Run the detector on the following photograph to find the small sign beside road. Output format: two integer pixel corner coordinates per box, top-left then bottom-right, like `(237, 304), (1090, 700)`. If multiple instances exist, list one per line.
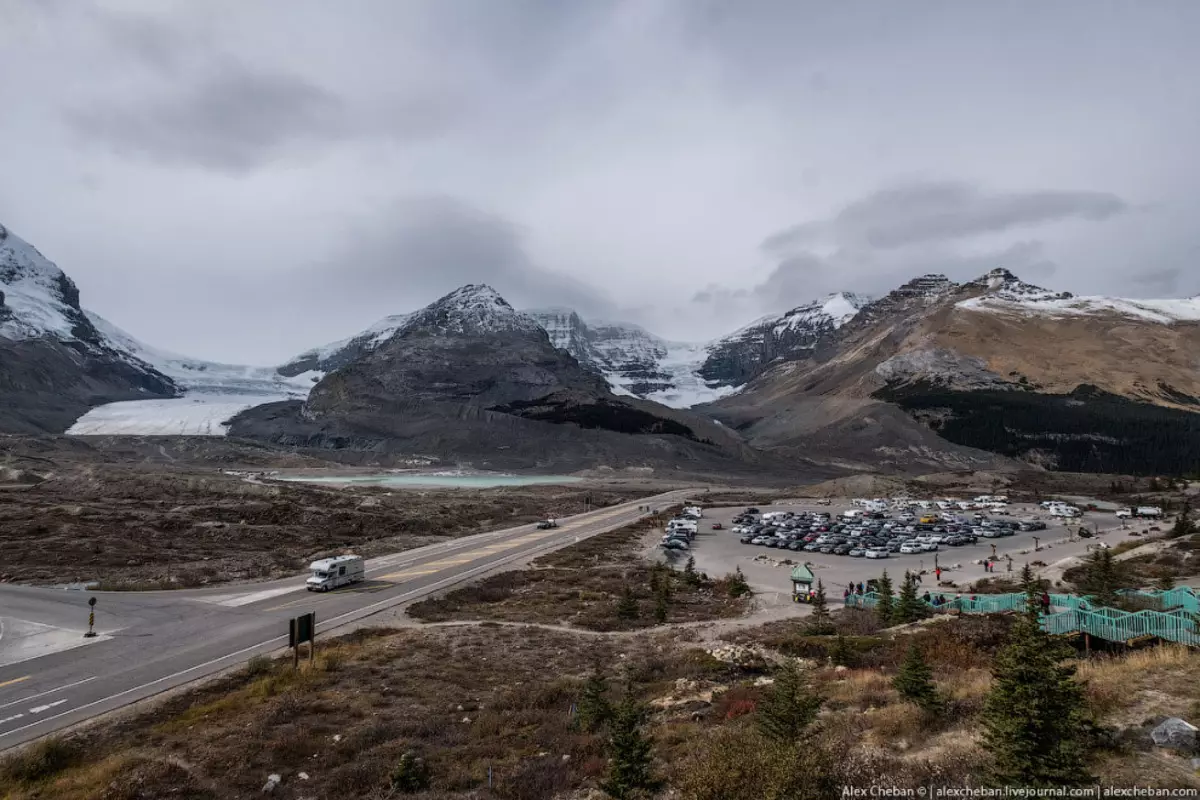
(289, 612), (316, 668)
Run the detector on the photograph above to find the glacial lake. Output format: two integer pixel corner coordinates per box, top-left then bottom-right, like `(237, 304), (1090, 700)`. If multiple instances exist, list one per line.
(278, 473), (584, 489)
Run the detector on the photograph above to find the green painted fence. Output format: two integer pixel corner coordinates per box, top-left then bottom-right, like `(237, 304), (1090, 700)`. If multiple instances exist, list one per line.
(843, 588), (1199, 647)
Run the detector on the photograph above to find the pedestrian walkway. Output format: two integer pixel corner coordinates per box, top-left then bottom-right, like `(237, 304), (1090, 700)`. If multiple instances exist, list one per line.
(843, 587), (1199, 647)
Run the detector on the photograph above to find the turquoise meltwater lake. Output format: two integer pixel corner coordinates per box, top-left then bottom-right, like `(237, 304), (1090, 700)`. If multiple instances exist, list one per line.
(279, 473), (583, 489)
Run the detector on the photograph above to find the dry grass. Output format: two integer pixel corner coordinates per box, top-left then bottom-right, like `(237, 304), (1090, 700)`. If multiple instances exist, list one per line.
(1076, 645), (1200, 722)
(409, 512), (751, 631)
(0, 625), (734, 800)
(0, 460), (642, 586)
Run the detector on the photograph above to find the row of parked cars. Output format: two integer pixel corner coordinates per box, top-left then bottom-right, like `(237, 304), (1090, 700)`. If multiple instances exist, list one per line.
(732, 508), (1047, 559)
(661, 505), (705, 551)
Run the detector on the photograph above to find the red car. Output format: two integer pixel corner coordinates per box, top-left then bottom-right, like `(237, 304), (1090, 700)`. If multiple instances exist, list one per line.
(712, 523), (724, 530)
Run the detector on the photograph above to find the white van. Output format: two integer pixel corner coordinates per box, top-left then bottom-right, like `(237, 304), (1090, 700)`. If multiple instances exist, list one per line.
(306, 555), (365, 592)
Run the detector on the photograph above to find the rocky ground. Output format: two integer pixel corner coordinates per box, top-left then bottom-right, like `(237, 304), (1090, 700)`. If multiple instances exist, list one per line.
(4, 605), (1197, 799)
(0, 449), (644, 587)
(408, 513), (753, 631)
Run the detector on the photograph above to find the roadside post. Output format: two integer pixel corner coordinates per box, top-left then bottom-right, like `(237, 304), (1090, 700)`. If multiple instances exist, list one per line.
(84, 596), (97, 638)
(289, 612), (317, 669)
(1033, 536), (1041, 552)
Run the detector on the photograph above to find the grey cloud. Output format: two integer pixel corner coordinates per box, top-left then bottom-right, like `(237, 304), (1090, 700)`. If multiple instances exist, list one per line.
(1133, 268), (1181, 294)
(302, 196), (616, 323)
(68, 66), (346, 171)
(764, 182), (1128, 255)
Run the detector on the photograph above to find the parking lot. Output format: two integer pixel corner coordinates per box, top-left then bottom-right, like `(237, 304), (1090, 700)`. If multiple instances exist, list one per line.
(654, 497), (1159, 607)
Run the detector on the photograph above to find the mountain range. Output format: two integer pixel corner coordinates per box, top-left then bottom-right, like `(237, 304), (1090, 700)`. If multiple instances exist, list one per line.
(3, 221), (1199, 475)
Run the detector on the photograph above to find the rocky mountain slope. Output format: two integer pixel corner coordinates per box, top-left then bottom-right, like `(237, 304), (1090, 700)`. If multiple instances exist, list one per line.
(698, 292), (869, 388)
(709, 268), (1200, 474)
(0, 223), (178, 432)
(229, 286), (793, 475)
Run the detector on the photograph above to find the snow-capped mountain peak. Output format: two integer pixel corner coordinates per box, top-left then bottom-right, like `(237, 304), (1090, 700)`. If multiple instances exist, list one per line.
(0, 223), (99, 344)
(965, 268), (1072, 302)
(772, 292), (868, 336)
(410, 284), (542, 336)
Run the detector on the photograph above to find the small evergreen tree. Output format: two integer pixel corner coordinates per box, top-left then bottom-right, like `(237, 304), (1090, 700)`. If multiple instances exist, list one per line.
(726, 566), (752, 598)
(1154, 572), (1176, 592)
(874, 570), (895, 625)
(893, 643), (942, 714)
(982, 568), (1094, 788)
(1081, 548), (1121, 607)
(756, 659), (822, 743)
(648, 562), (664, 593)
(653, 583), (669, 623)
(894, 571), (928, 624)
(807, 580), (835, 635)
(829, 633), (854, 668)
(600, 694), (661, 800)
(390, 751), (431, 793)
(1169, 501), (1194, 539)
(616, 588), (639, 620)
(576, 667), (612, 732)
(684, 556), (702, 587)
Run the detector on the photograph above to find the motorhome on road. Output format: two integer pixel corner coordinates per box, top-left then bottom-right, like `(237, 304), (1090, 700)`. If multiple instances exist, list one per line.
(306, 555), (366, 592)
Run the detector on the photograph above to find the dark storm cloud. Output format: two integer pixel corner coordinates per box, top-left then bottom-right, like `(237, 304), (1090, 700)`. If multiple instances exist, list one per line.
(763, 181), (1129, 255)
(68, 66), (345, 172)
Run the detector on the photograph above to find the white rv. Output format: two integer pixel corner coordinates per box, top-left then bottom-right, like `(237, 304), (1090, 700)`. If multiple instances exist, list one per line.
(1048, 504), (1080, 518)
(306, 555), (365, 592)
(1136, 506), (1164, 519)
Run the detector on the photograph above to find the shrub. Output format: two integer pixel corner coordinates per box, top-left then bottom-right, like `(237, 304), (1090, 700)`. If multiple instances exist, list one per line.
(390, 751), (431, 793)
(0, 737), (83, 784)
(244, 654), (272, 677)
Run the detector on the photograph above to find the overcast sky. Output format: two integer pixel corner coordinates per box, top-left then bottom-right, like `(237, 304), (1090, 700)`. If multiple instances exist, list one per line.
(2, 0), (1199, 363)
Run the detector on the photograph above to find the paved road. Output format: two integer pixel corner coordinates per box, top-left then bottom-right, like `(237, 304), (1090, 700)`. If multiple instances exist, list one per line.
(0, 489), (690, 750)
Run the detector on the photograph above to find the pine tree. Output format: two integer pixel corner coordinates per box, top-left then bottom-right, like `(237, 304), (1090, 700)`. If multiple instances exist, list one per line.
(829, 633), (855, 668)
(684, 556), (701, 587)
(1154, 572), (1176, 592)
(1081, 548), (1120, 607)
(600, 694), (661, 800)
(576, 667), (612, 732)
(874, 570), (895, 625)
(982, 568), (1094, 788)
(893, 643), (942, 714)
(726, 566), (752, 598)
(894, 571), (928, 624)
(616, 588), (639, 620)
(807, 580), (835, 635)
(756, 659), (822, 743)
(389, 751), (431, 793)
(653, 583), (669, 623)
(1169, 501), (1194, 539)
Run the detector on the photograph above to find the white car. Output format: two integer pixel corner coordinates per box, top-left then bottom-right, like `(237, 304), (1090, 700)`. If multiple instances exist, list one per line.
(864, 548), (889, 559)
(899, 543), (923, 554)
(920, 541), (939, 552)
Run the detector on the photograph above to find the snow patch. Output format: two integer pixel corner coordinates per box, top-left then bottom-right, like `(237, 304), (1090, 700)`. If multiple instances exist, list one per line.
(67, 395), (283, 436)
(959, 294), (1200, 323)
(0, 224), (82, 341)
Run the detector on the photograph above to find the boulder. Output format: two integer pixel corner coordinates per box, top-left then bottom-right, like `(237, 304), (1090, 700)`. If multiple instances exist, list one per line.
(1151, 717), (1198, 754)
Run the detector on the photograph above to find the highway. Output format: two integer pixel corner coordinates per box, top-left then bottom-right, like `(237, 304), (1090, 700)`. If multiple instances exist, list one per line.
(0, 489), (690, 750)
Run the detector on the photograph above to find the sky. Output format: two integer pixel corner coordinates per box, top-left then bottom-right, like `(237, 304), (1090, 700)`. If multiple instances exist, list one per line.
(2, 0), (1199, 363)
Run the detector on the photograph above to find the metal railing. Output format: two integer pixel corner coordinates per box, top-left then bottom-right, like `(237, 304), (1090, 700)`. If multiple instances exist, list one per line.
(842, 587), (1199, 646)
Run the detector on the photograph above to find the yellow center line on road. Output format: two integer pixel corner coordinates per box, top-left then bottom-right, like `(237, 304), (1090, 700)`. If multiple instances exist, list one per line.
(0, 676), (31, 690)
